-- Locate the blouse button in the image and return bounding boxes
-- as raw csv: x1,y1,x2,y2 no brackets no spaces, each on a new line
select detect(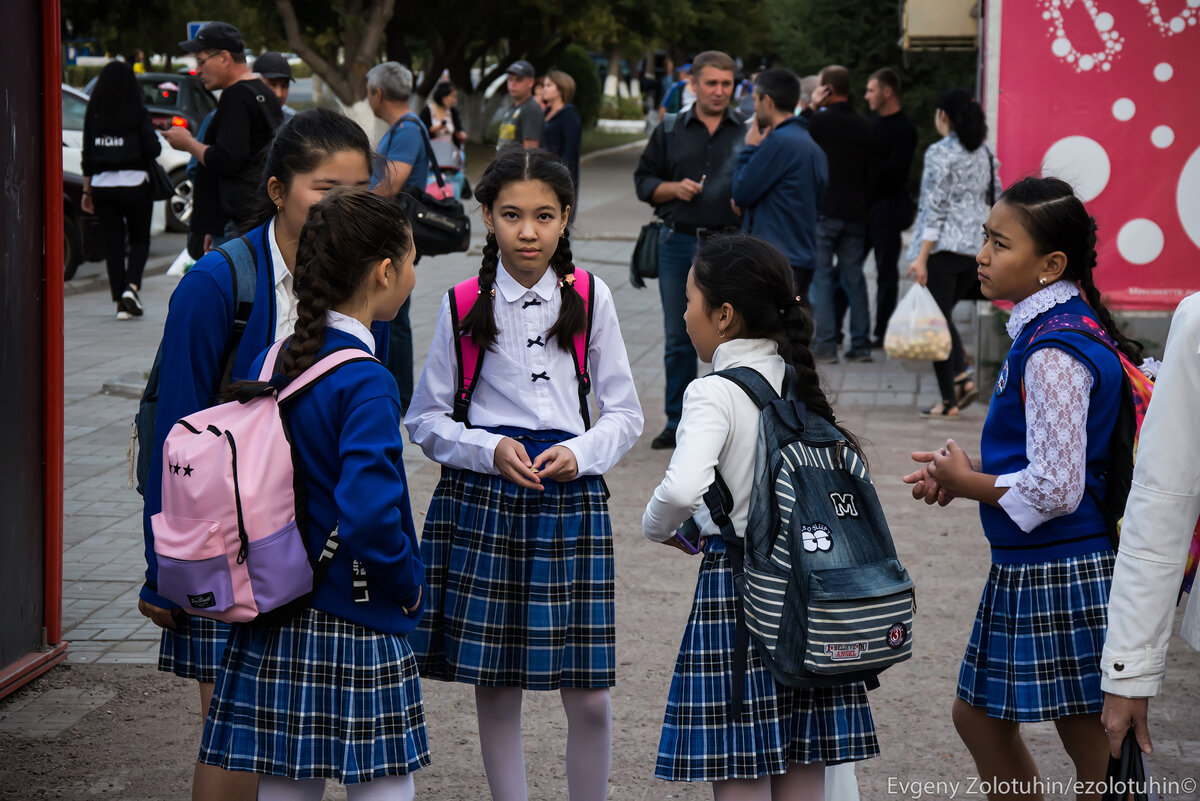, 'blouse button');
1113,662,1125,672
